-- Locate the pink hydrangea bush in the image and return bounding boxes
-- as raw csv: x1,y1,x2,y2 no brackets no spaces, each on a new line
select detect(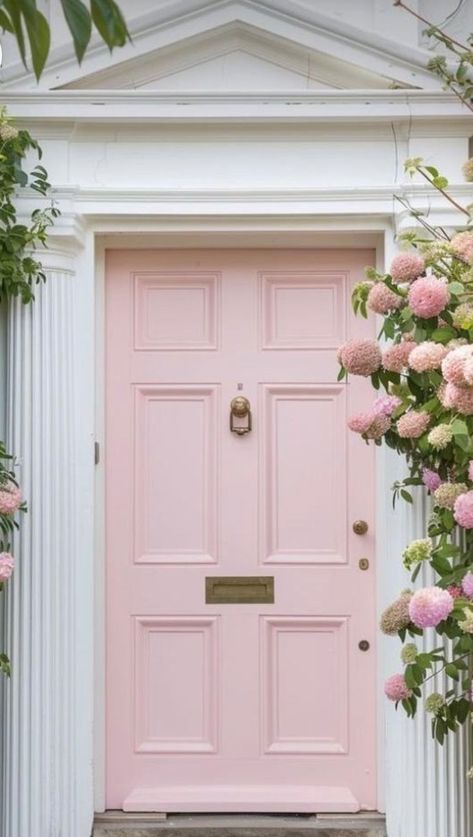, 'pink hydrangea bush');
338,199,473,750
